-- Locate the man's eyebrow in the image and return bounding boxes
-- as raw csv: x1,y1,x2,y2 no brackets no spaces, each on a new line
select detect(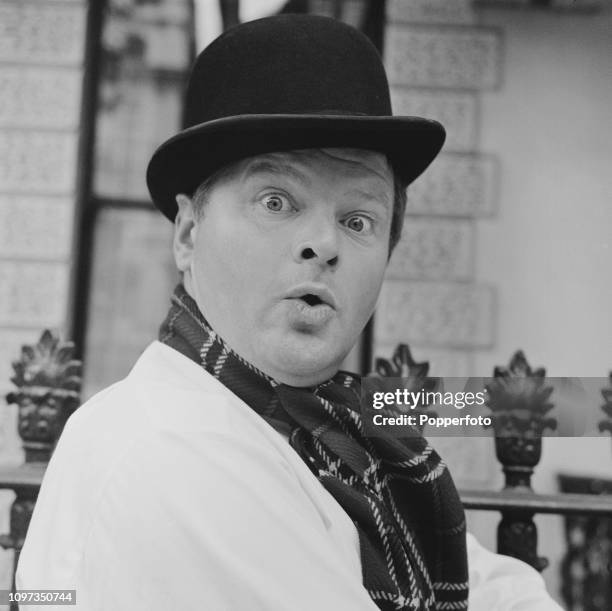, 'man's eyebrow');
241,159,311,186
